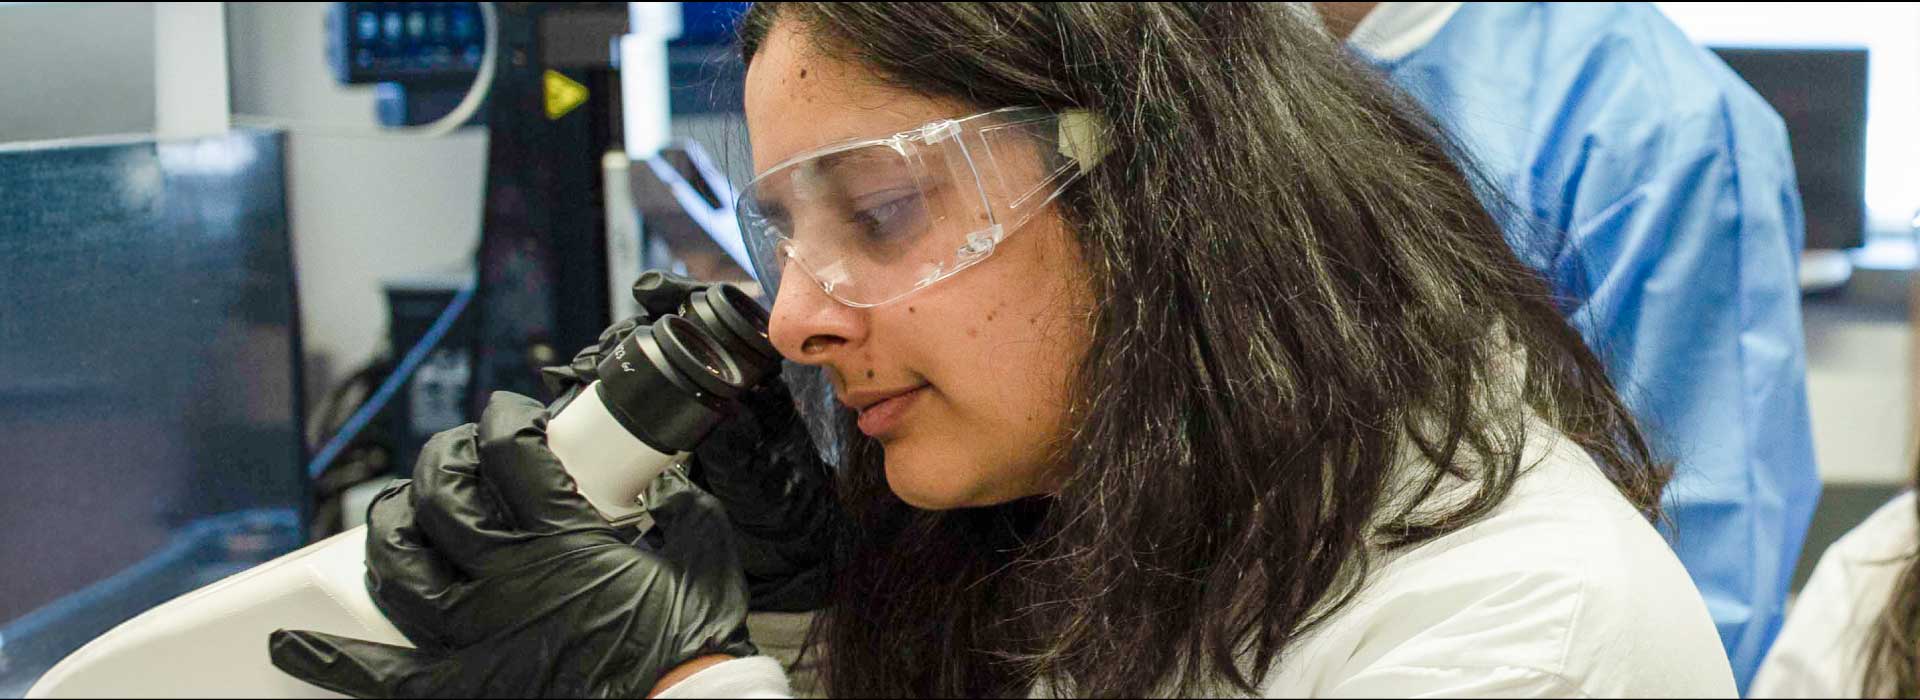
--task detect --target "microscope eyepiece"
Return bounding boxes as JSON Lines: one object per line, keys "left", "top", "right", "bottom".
{"left": 589, "top": 279, "right": 777, "bottom": 456}
{"left": 653, "top": 315, "right": 745, "bottom": 400}
{"left": 681, "top": 283, "right": 779, "bottom": 388}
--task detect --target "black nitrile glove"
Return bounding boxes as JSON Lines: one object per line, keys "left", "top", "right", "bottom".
{"left": 543, "top": 270, "right": 840, "bottom": 613}
{"left": 268, "top": 392, "right": 754, "bottom": 698}
{"left": 690, "top": 379, "right": 839, "bottom": 612}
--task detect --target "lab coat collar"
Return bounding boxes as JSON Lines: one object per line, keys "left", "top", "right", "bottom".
{"left": 1345, "top": 2, "right": 1466, "bottom": 63}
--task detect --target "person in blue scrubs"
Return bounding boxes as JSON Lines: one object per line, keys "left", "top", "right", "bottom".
{"left": 1314, "top": 2, "right": 1820, "bottom": 691}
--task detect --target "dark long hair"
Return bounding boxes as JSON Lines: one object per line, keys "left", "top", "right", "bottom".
{"left": 1863, "top": 460, "right": 1920, "bottom": 697}
{"left": 741, "top": 4, "right": 1668, "bottom": 696}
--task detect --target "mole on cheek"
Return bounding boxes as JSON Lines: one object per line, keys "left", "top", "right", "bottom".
{"left": 866, "top": 369, "right": 875, "bottom": 379}
{"left": 908, "top": 306, "right": 916, "bottom": 314}
{"left": 987, "top": 311, "right": 996, "bottom": 322}
{"left": 799, "top": 68, "right": 808, "bottom": 79}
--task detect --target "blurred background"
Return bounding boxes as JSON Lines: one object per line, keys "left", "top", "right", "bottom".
{"left": 0, "top": 2, "right": 1914, "bottom": 695}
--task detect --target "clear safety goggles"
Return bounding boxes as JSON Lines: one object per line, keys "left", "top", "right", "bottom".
{"left": 736, "top": 107, "right": 1107, "bottom": 308}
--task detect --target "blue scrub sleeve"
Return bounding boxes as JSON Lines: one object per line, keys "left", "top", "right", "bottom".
{"left": 1550, "top": 132, "right": 1819, "bottom": 693}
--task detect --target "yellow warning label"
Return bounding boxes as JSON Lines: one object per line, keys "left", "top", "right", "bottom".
{"left": 544, "top": 70, "right": 589, "bottom": 120}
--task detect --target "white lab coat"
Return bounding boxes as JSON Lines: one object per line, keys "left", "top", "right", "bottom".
{"left": 1749, "top": 491, "right": 1917, "bottom": 698}
{"left": 659, "top": 418, "right": 1735, "bottom": 698}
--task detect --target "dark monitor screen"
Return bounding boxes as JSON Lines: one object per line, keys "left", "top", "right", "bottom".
{"left": 0, "top": 129, "right": 306, "bottom": 695}
{"left": 1712, "top": 47, "right": 1870, "bottom": 251}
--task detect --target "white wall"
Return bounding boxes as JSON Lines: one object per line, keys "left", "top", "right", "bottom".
{"left": 225, "top": 2, "right": 488, "bottom": 408}
{"left": 0, "top": 2, "right": 156, "bottom": 143}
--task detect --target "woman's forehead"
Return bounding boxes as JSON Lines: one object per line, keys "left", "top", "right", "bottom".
{"left": 742, "top": 25, "right": 969, "bottom": 175}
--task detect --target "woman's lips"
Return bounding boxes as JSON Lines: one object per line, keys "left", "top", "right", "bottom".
{"left": 856, "top": 385, "right": 928, "bottom": 439}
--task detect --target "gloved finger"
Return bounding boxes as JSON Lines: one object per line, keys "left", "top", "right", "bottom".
{"left": 408, "top": 422, "right": 525, "bottom": 575}
{"left": 475, "top": 391, "right": 611, "bottom": 536}
{"left": 644, "top": 470, "right": 731, "bottom": 533}
{"left": 573, "top": 315, "right": 645, "bottom": 373}
{"left": 692, "top": 383, "right": 836, "bottom": 538}
{"left": 645, "top": 472, "right": 746, "bottom": 574}
{"left": 539, "top": 365, "right": 588, "bottom": 401}
{"left": 630, "top": 270, "right": 706, "bottom": 318}
{"left": 543, "top": 315, "right": 648, "bottom": 406}
{"left": 361, "top": 481, "right": 471, "bottom": 651}
{"left": 540, "top": 370, "right": 583, "bottom": 411}
{"left": 269, "top": 629, "right": 450, "bottom": 699}
{"left": 690, "top": 383, "right": 785, "bottom": 488}
{"left": 594, "top": 314, "right": 646, "bottom": 352}
{"left": 643, "top": 473, "right": 756, "bottom": 656}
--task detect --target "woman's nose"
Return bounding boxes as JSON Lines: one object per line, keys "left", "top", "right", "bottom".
{"left": 767, "top": 264, "right": 865, "bottom": 365}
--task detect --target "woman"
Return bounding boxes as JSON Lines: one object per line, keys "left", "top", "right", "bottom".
{"left": 269, "top": 3, "right": 1733, "bottom": 697}
{"left": 1751, "top": 478, "right": 1918, "bottom": 697}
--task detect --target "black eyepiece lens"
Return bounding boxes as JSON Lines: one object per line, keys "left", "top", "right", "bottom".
{"left": 661, "top": 316, "right": 738, "bottom": 385}
{"left": 715, "top": 283, "right": 770, "bottom": 332}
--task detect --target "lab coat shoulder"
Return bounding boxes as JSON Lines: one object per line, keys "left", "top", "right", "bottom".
{"left": 1750, "top": 491, "right": 1919, "bottom": 698}
{"left": 1267, "top": 428, "right": 1735, "bottom": 697}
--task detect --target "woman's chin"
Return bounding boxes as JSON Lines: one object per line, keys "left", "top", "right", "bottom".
{"left": 882, "top": 444, "right": 990, "bottom": 511}
{"left": 881, "top": 435, "right": 1059, "bottom": 510}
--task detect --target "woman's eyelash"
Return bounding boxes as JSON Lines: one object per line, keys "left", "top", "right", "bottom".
{"left": 852, "top": 195, "right": 918, "bottom": 233}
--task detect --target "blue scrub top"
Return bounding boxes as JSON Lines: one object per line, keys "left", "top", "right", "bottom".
{"left": 1366, "top": 2, "right": 1821, "bottom": 691}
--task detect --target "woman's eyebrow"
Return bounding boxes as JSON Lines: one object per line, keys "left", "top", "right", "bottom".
{"left": 758, "top": 200, "right": 791, "bottom": 227}
{"left": 813, "top": 147, "right": 892, "bottom": 175}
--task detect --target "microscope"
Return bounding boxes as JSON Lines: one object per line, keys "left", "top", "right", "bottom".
{"left": 26, "top": 280, "right": 777, "bottom": 698}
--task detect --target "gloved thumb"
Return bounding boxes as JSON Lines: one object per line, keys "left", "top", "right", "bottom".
{"left": 541, "top": 315, "right": 646, "bottom": 399}
{"left": 269, "top": 629, "right": 445, "bottom": 699}
{"left": 643, "top": 470, "right": 735, "bottom": 541}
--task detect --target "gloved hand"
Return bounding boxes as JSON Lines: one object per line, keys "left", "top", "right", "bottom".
{"left": 268, "top": 392, "right": 754, "bottom": 698}
{"left": 534, "top": 271, "right": 709, "bottom": 406}
{"left": 543, "top": 271, "right": 840, "bottom": 613}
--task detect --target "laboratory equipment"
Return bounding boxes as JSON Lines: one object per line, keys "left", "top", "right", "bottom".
{"left": 0, "top": 129, "right": 303, "bottom": 697}
{"left": 25, "top": 279, "right": 776, "bottom": 698}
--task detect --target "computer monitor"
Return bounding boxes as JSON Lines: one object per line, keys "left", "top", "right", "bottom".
{"left": 0, "top": 129, "right": 306, "bottom": 695}
{"left": 1712, "top": 47, "right": 1870, "bottom": 251}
